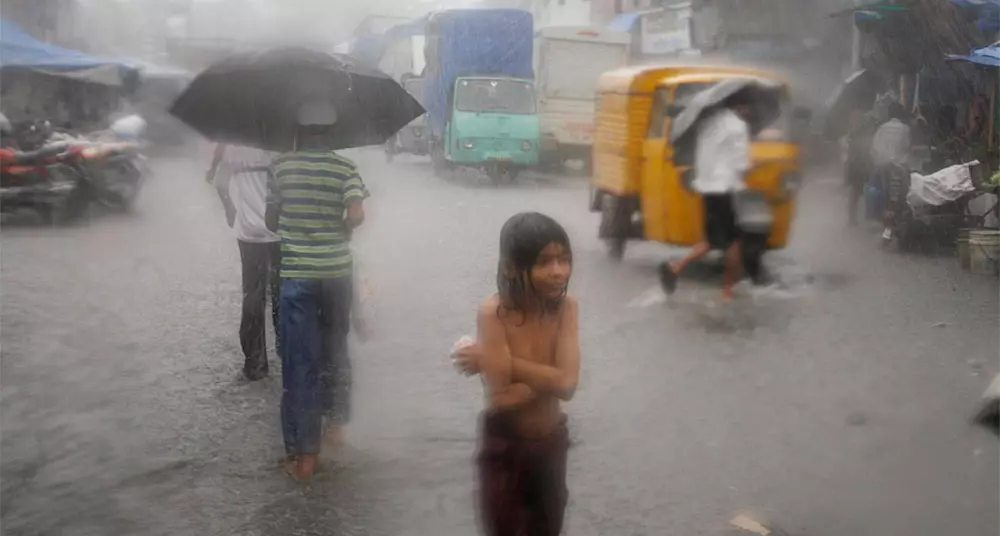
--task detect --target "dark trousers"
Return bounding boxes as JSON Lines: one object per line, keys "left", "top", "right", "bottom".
{"left": 478, "top": 413, "right": 570, "bottom": 536}
{"left": 278, "top": 277, "right": 353, "bottom": 456}
{"left": 238, "top": 240, "right": 280, "bottom": 378}
{"left": 846, "top": 159, "right": 870, "bottom": 224}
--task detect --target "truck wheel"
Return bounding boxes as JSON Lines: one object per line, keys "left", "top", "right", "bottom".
{"left": 600, "top": 194, "right": 627, "bottom": 261}
{"left": 431, "top": 144, "right": 450, "bottom": 177}
{"left": 505, "top": 167, "right": 521, "bottom": 183}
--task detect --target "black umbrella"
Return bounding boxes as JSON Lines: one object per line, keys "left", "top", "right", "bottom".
{"left": 821, "top": 69, "right": 885, "bottom": 140}
{"left": 169, "top": 47, "right": 425, "bottom": 152}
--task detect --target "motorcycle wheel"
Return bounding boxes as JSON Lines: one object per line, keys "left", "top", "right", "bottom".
{"left": 51, "top": 182, "right": 93, "bottom": 225}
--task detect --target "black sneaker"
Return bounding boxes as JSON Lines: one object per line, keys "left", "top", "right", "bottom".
{"left": 658, "top": 262, "right": 678, "bottom": 295}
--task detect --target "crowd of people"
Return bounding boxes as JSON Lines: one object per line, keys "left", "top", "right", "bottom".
{"left": 206, "top": 85, "right": 778, "bottom": 534}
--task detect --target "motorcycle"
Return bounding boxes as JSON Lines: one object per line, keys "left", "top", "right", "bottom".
{"left": 0, "top": 115, "right": 150, "bottom": 222}
{"left": 76, "top": 141, "right": 147, "bottom": 211}
{"left": 0, "top": 142, "right": 94, "bottom": 224}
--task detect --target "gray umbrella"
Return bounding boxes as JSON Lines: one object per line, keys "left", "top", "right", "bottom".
{"left": 669, "top": 77, "right": 785, "bottom": 144}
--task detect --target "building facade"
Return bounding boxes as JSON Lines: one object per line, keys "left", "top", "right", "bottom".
{"left": 533, "top": 0, "right": 593, "bottom": 28}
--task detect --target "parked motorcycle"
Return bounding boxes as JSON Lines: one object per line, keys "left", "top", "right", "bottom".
{"left": 0, "top": 142, "right": 93, "bottom": 224}
{"left": 0, "top": 115, "right": 149, "bottom": 223}
{"left": 76, "top": 141, "right": 147, "bottom": 211}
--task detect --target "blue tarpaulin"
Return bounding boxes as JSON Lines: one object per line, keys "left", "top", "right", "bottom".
{"left": 952, "top": 0, "right": 1000, "bottom": 32}
{"left": 948, "top": 42, "right": 1000, "bottom": 67}
{"left": 607, "top": 12, "right": 642, "bottom": 32}
{"left": 0, "top": 19, "right": 138, "bottom": 85}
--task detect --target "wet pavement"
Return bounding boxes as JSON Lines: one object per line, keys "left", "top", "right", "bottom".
{"left": 2, "top": 148, "right": 997, "bottom": 536}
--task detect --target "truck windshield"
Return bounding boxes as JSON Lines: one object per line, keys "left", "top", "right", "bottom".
{"left": 455, "top": 79, "right": 536, "bottom": 114}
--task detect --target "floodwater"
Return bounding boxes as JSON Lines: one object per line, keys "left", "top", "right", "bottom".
{"left": 2, "top": 149, "right": 997, "bottom": 535}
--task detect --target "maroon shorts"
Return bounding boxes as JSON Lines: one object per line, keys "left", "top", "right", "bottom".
{"left": 476, "top": 413, "right": 569, "bottom": 536}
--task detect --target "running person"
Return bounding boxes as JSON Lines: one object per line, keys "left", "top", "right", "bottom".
{"left": 658, "top": 94, "right": 754, "bottom": 301}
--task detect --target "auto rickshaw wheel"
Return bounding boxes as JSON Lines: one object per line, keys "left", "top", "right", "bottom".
{"left": 599, "top": 194, "right": 629, "bottom": 261}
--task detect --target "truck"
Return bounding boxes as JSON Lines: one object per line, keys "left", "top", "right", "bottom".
{"left": 533, "top": 26, "right": 630, "bottom": 174}
{"left": 423, "top": 9, "right": 539, "bottom": 183}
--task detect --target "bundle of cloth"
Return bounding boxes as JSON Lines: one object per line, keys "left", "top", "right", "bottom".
{"left": 906, "top": 160, "right": 978, "bottom": 210}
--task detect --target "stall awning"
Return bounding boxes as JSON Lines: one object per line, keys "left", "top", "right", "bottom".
{"left": 0, "top": 19, "right": 138, "bottom": 85}
{"left": 607, "top": 12, "right": 642, "bottom": 32}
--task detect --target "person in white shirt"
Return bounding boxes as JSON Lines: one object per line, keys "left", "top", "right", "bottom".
{"left": 870, "top": 103, "right": 912, "bottom": 218}
{"left": 870, "top": 102, "right": 911, "bottom": 169}
{"left": 207, "top": 144, "right": 281, "bottom": 381}
{"left": 659, "top": 94, "right": 753, "bottom": 301}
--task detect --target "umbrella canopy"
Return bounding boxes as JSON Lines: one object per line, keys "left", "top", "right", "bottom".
{"left": 822, "top": 69, "right": 886, "bottom": 140}
{"left": 669, "top": 77, "right": 785, "bottom": 144}
{"left": 169, "top": 47, "right": 425, "bottom": 152}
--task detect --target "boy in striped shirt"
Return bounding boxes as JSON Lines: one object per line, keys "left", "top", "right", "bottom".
{"left": 272, "top": 102, "right": 367, "bottom": 480}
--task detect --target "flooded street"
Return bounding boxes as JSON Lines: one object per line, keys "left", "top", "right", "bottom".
{"left": 2, "top": 150, "right": 997, "bottom": 536}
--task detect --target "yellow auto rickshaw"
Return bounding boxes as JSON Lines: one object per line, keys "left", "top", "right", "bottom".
{"left": 590, "top": 65, "right": 807, "bottom": 261}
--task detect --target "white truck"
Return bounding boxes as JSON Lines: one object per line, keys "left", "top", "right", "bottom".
{"left": 378, "top": 34, "right": 426, "bottom": 82}
{"left": 533, "top": 26, "right": 630, "bottom": 173}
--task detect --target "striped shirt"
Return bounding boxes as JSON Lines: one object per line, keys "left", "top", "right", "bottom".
{"left": 271, "top": 150, "right": 367, "bottom": 279}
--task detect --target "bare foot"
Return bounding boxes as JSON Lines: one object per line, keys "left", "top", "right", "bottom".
{"left": 721, "top": 289, "right": 735, "bottom": 302}
{"left": 283, "top": 454, "right": 317, "bottom": 481}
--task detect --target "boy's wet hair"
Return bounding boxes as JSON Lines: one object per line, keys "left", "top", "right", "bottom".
{"left": 496, "top": 212, "right": 572, "bottom": 315}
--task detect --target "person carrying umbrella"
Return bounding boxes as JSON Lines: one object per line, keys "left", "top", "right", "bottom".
{"left": 659, "top": 92, "right": 755, "bottom": 301}
{"left": 169, "top": 48, "right": 423, "bottom": 479}
{"left": 271, "top": 102, "right": 368, "bottom": 480}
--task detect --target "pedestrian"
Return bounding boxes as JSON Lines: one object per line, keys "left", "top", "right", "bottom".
{"left": 206, "top": 143, "right": 281, "bottom": 382}
{"left": 272, "top": 102, "right": 367, "bottom": 481}
{"left": 870, "top": 102, "right": 912, "bottom": 216}
{"left": 844, "top": 110, "right": 878, "bottom": 225}
{"left": 452, "top": 212, "right": 581, "bottom": 536}
{"left": 658, "top": 93, "right": 754, "bottom": 301}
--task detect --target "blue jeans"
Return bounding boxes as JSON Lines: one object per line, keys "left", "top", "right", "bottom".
{"left": 278, "top": 277, "right": 353, "bottom": 456}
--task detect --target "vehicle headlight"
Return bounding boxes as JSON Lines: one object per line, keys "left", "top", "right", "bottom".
{"left": 782, "top": 171, "right": 802, "bottom": 193}
{"left": 462, "top": 139, "right": 474, "bottom": 149}
{"left": 521, "top": 141, "right": 532, "bottom": 151}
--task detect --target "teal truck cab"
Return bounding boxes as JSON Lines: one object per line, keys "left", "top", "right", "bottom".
{"left": 424, "top": 9, "right": 539, "bottom": 183}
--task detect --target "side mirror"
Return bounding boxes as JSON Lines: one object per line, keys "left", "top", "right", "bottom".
{"left": 666, "top": 104, "right": 684, "bottom": 118}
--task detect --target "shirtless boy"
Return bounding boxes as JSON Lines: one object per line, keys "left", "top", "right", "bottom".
{"left": 453, "top": 212, "right": 581, "bottom": 536}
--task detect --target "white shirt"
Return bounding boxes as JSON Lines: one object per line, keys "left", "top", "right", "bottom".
{"left": 215, "top": 145, "right": 280, "bottom": 243}
{"left": 871, "top": 119, "right": 911, "bottom": 167}
{"left": 693, "top": 108, "right": 751, "bottom": 194}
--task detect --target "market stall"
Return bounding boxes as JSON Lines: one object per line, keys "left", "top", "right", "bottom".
{"left": 0, "top": 19, "right": 139, "bottom": 130}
